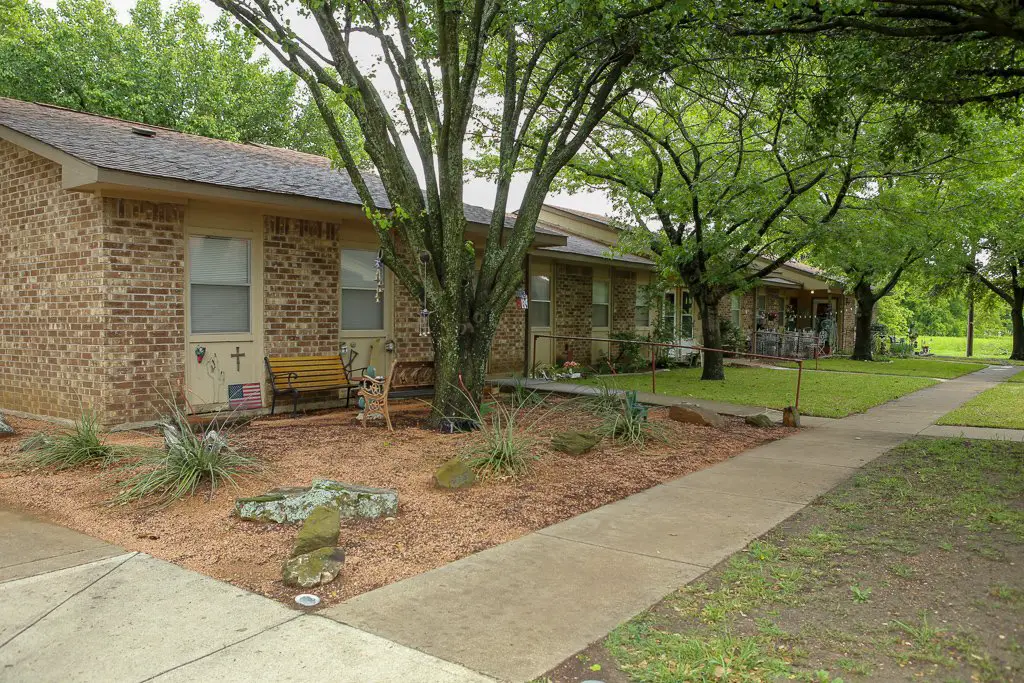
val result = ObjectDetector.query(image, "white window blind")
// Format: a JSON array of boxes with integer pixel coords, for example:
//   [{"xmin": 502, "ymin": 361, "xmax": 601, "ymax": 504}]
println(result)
[
  {"xmin": 529, "ymin": 274, "xmax": 551, "ymax": 328},
  {"xmin": 189, "ymin": 235, "xmax": 251, "ymax": 334},
  {"xmin": 592, "ymin": 280, "xmax": 610, "ymax": 328},
  {"xmin": 634, "ymin": 289, "xmax": 649, "ymax": 327},
  {"xmin": 341, "ymin": 249, "xmax": 384, "ymax": 330},
  {"xmin": 731, "ymin": 294, "xmax": 741, "ymax": 327}
]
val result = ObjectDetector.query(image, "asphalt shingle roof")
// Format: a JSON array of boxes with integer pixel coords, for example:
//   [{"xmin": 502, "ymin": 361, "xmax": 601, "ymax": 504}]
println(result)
[
  {"xmin": 537, "ymin": 222, "xmax": 652, "ymax": 266},
  {"xmin": 0, "ymin": 97, "xmax": 520, "ymax": 230}
]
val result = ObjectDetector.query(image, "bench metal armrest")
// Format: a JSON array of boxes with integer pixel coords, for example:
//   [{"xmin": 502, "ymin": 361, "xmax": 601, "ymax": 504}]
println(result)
[{"xmin": 270, "ymin": 371, "xmax": 298, "ymax": 390}]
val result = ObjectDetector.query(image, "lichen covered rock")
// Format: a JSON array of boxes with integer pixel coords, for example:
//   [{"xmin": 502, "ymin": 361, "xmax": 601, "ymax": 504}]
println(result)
[
  {"xmin": 550, "ymin": 431, "xmax": 600, "ymax": 455},
  {"xmin": 0, "ymin": 413, "xmax": 14, "ymax": 436},
  {"xmin": 291, "ymin": 505, "xmax": 341, "ymax": 557},
  {"xmin": 282, "ymin": 546, "xmax": 345, "ymax": 588},
  {"xmin": 744, "ymin": 413, "xmax": 775, "ymax": 428},
  {"xmin": 432, "ymin": 457, "xmax": 476, "ymax": 489},
  {"xmin": 236, "ymin": 480, "xmax": 398, "ymax": 524}
]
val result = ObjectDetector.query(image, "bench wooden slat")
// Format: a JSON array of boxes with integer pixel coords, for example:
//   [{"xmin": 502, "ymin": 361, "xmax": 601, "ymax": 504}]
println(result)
[{"xmin": 265, "ymin": 353, "xmax": 360, "ymax": 415}]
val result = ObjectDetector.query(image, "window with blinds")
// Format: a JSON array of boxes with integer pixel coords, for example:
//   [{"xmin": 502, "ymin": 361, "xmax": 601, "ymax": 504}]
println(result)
[
  {"xmin": 529, "ymin": 274, "xmax": 551, "ymax": 328},
  {"xmin": 189, "ymin": 235, "xmax": 251, "ymax": 334},
  {"xmin": 341, "ymin": 249, "xmax": 384, "ymax": 331},
  {"xmin": 592, "ymin": 280, "xmax": 610, "ymax": 328}
]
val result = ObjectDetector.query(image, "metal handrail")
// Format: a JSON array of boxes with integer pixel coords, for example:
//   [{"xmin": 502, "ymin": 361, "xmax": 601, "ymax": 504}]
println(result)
[{"xmin": 530, "ymin": 333, "xmax": 805, "ymax": 411}]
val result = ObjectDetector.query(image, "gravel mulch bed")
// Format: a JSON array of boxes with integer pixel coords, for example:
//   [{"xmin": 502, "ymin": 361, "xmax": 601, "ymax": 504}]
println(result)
[{"xmin": 0, "ymin": 398, "xmax": 789, "ymax": 608}]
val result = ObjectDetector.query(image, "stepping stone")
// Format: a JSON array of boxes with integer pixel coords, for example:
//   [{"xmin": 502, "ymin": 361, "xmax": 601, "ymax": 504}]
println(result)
[{"xmin": 236, "ymin": 480, "xmax": 398, "ymax": 524}]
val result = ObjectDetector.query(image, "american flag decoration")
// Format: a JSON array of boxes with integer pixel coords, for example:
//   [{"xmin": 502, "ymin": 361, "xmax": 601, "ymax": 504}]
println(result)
[{"xmin": 228, "ymin": 383, "xmax": 262, "ymax": 410}]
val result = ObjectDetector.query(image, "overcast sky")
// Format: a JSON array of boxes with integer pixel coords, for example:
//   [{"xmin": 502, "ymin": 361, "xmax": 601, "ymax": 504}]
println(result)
[{"xmin": 37, "ymin": 0, "xmax": 614, "ymax": 216}]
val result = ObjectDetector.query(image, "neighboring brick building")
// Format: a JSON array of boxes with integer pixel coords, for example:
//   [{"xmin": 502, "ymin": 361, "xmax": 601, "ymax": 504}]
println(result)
[{"xmin": 0, "ymin": 97, "xmax": 856, "ymax": 426}]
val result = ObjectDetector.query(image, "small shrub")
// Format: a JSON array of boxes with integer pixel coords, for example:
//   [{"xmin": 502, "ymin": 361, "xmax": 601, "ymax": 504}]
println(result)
[
  {"xmin": 461, "ymin": 397, "xmax": 541, "ymax": 478},
  {"xmin": 597, "ymin": 391, "xmax": 664, "ymax": 447},
  {"xmin": 19, "ymin": 411, "xmax": 114, "ymax": 469},
  {"xmin": 508, "ymin": 377, "xmax": 543, "ymax": 409},
  {"xmin": 585, "ymin": 380, "xmax": 622, "ymax": 415},
  {"xmin": 112, "ymin": 404, "xmax": 258, "ymax": 504}
]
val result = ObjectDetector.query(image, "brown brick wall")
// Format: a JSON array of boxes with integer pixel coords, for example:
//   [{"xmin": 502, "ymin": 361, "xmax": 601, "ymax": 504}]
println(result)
[
  {"xmin": 263, "ymin": 216, "xmax": 341, "ymax": 357},
  {"xmin": 0, "ymin": 139, "xmax": 107, "ymax": 421},
  {"xmin": 611, "ymin": 269, "xmax": 637, "ymax": 335},
  {"xmin": 553, "ymin": 263, "xmax": 592, "ymax": 365},
  {"xmin": 100, "ymin": 199, "xmax": 186, "ymax": 425},
  {"xmin": 488, "ymin": 294, "xmax": 526, "ymax": 375}
]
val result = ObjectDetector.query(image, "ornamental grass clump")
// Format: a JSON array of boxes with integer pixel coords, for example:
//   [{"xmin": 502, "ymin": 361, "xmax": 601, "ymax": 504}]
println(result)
[
  {"xmin": 112, "ymin": 404, "xmax": 259, "ymax": 504},
  {"xmin": 597, "ymin": 390, "xmax": 665, "ymax": 448},
  {"xmin": 19, "ymin": 411, "xmax": 115, "ymax": 469},
  {"xmin": 455, "ymin": 387, "xmax": 546, "ymax": 479}
]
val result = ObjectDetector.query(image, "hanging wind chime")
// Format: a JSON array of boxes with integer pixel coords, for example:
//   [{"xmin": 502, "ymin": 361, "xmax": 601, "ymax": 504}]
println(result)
[
  {"xmin": 373, "ymin": 249, "xmax": 385, "ymax": 303},
  {"xmin": 417, "ymin": 251, "xmax": 431, "ymax": 337}
]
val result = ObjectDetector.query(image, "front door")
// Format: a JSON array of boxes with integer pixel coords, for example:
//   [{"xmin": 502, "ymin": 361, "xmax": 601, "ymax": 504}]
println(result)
[{"xmin": 185, "ymin": 231, "xmax": 263, "ymax": 412}]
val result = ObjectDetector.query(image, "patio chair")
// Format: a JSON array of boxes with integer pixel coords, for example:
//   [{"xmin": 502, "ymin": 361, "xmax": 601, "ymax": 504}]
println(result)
[{"xmin": 358, "ymin": 358, "xmax": 398, "ymax": 431}]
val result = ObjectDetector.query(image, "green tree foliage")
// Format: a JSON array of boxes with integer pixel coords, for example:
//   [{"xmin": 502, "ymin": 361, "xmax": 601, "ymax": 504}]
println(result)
[
  {"xmin": 735, "ymin": 1, "xmax": 1024, "ymax": 108},
  {"xmin": 952, "ymin": 128, "xmax": 1024, "ymax": 360},
  {"xmin": 809, "ymin": 174, "xmax": 961, "ymax": 360},
  {"xmin": 0, "ymin": 0, "xmax": 364, "ymax": 158},
  {"xmin": 212, "ymin": 0, "xmax": 688, "ymax": 421},
  {"xmin": 564, "ymin": 38, "xmax": 933, "ymax": 378}
]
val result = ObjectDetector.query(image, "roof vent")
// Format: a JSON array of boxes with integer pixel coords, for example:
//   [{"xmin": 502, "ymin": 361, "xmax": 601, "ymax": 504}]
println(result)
[{"xmin": 131, "ymin": 126, "xmax": 157, "ymax": 138}]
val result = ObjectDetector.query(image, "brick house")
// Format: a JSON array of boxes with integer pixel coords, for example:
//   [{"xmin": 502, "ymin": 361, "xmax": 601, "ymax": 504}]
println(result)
[{"xmin": 0, "ymin": 98, "xmax": 855, "ymax": 427}]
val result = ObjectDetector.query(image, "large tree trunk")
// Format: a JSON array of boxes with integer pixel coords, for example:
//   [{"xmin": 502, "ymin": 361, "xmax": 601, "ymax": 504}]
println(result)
[
  {"xmin": 696, "ymin": 291, "xmax": 725, "ymax": 381},
  {"xmin": 1011, "ymin": 286, "xmax": 1024, "ymax": 361},
  {"xmin": 851, "ymin": 286, "xmax": 876, "ymax": 361},
  {"xmin": 427, "ymin": 299, "xmax": 500, "ymax": 428}
]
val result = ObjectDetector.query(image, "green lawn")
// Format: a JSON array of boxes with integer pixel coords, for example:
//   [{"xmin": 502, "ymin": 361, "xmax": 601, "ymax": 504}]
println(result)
[
  {"xmin": 798, "ymin": 357, "xmax": 984, "ymax": 379},
  {"xmin": 920, "ymin": 335, "xmax": 1016, "ymax": 358},
  {"xmin": 938, "ymin": 381, "xmax": 1024, "ymax": 429},
  {"xmin": 552, "ymin": 438, "xmax": 1024, "ymax": 683},
  {"xmin": 1009, "ymin": 370, "xmax": 1024, "ymax": 383},
  {"xmin": 579, "ymin": 366, "xmax": 936, "ymax": 418}
]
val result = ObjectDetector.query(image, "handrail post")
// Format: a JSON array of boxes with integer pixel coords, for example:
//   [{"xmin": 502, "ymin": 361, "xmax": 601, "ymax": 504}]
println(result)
[
  {"xmin": 795, "ymin": 360, "xmax": 803, "ymax": 412},
  {"xmin": 531, "ymin": 333, "xmax": 538, "ymax": 377},
  {"xmin": 650, "ymin": 343, "xmax": 656, "ymax": 394}
]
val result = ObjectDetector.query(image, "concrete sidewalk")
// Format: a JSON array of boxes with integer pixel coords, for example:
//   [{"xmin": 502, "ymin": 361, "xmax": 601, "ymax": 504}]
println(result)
[
  {"xmin": 328, "ymin": 364, "xmax": 1018, "ymax": 681},
  {"xmin": 0, "ymin": 508, "xmax": 491, "ymax": 682}
]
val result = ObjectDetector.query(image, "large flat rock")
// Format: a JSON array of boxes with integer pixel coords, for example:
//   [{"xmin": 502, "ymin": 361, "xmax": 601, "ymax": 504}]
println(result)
[{"xmin": 236, "ymin": 480, "xmax": 398, "ymax": 524}]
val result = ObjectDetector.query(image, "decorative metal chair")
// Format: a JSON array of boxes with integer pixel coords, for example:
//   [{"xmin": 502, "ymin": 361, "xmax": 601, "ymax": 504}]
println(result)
[{"xmin": 358, "ymin": 359, "xmax": 398, "ymax": 431}]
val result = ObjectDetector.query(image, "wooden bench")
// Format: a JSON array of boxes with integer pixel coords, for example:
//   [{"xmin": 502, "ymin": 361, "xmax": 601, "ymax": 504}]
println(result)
[
  {"xmin": 265, "ymin": 355, "xmax": 365, "ymax": 416},
  {"xmin": 388, "ymin": 360, "xmax": 436, "ymax": 398},
  {"xmin": 358, "ymin": 359, "xmax": 435, "ymax": 430}
]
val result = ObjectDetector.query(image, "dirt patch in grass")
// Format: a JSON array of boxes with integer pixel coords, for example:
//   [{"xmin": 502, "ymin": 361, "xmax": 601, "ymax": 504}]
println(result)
[
  {"xmin": 0, "ymin": 397, "xmax": 786, "ymax": 608},
  {"xmin": 542, "ymin": 438, "xmax": 1024, "ymax": 683}
]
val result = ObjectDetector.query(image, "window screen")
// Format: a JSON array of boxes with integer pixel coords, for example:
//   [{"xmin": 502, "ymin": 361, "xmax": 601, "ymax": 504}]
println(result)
[
  {"xmin": 529, "ymin": 274, "xmax": 551, "ymax": 328},
  {"xmin": 189, "ymin": 235, "xmax": 251, "ymax": 334},
  {"xmin": 731, "ymin": 294, "xmax": 741, "ymax": 326},
  {"xmin": 341, "ymin": 249, "xmax": 385, "ymax": 330}
]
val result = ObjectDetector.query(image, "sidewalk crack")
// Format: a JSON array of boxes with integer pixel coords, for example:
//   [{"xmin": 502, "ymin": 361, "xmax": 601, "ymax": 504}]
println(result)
[{"xmin": 0, "ymin": 552, "xmax": 138, "ymax": 651}]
